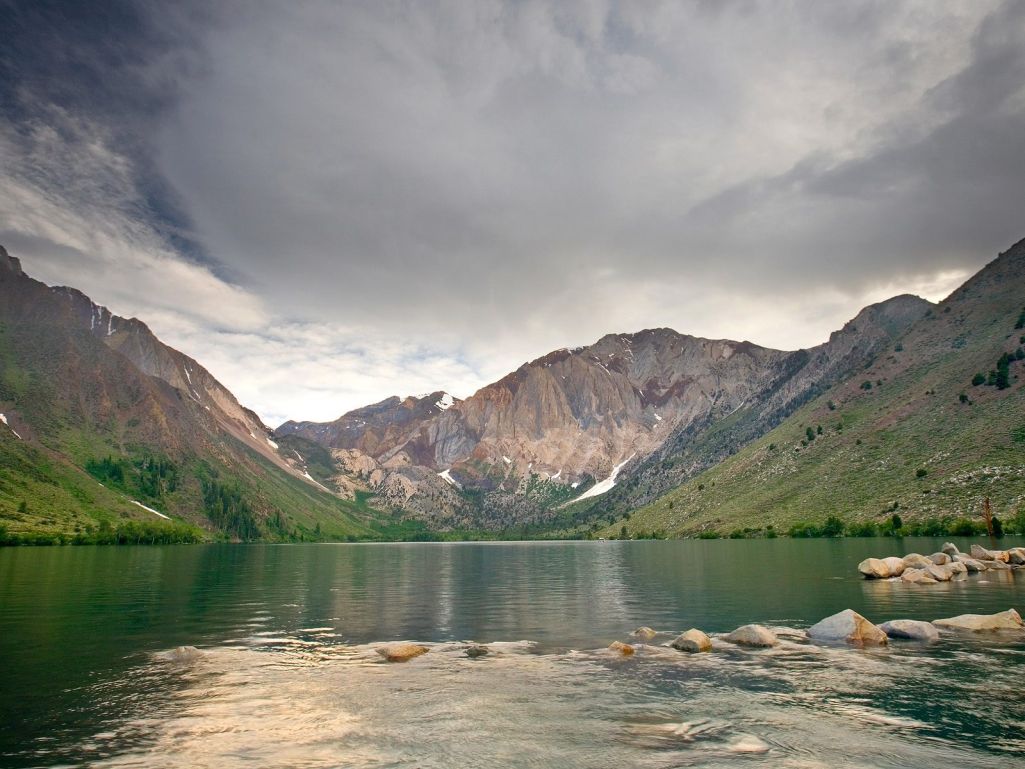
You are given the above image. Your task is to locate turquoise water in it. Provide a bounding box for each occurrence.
[1,538,1023,767]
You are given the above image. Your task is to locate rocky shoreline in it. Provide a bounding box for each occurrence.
[857,541,1025,583]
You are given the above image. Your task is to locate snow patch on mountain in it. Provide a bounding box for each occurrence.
[574,453,635,502]
[0,413,21,439]
[131,500,170,520]
[438,469,462,489]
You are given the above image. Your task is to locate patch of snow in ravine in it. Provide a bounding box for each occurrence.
[574,453,636,502]
[571,482,580,489]
[502,455,512,465]
[131,500,170,520]
[551,469,561,481]
[303,471,332,493]
[438,469,462,489]
[653,412,662,422]
[435,392,455,410]
[0,413,21,439]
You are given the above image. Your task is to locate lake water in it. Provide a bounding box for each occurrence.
[1,538,1023,768]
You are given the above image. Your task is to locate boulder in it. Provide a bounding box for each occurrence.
[878,619,940,642]
[609,641,635,656]
[933,609,1024,632]
[465,644,489,658]
[377,643,429,662]
[807,609,887,646]
[953,554,988,572]
[948,561,968,577]
[941,542,960,556]
[902,553,933,569]
[631,626,658,640]
[986,559,1012,571]
[929,552,951,565]
[1008,548,1025,565]
[857,558,891,579]
[901,568,937,584]
[726,624,779,647]
[971,544,997,561]
[671,629,712,653]
[881,556,905,576]
[924,563,954,582]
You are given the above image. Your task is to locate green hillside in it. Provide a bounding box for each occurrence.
[610,240,1025,538]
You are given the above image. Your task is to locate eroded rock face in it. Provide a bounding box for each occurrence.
[807,610,887,646]
[933,609,1024,632]
[879,620,939,642]
[671,629,712,653]
[726,625,778,647]
[376,643,429,662]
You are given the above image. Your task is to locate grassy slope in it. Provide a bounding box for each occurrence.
[612,243,1025,538]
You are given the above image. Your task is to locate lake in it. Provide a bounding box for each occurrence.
[1,538,1023,768]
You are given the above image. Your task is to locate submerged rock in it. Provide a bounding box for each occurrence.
[377,643,429,662]
[807,609,887,646]
[465,644,489,658]
[728,735,770,754]
[902,553,933,569]
[609,641,635,656]
[168,645,203,662]
[631,626,658,640]
[671,629,711,653]
[857,558,891,579]
[881,556,905,576]
[901,568,937,584]
[933,609,1024,632]
[726,624,778,647]
[879,619,939,642]
[941,542,960,556]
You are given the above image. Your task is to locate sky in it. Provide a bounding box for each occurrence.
[1,1,1024,427]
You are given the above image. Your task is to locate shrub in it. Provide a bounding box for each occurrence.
[971,372,986,386]
[948,518,980,537]
[916,468,928,478]
[821,515,845,537]
[805,426,816,442]
[861,380,873,390]
[846,521,878,537]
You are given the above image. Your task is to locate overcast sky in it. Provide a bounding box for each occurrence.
[2,1,1023,426]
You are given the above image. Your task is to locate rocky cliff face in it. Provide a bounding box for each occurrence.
[278,294,932,525]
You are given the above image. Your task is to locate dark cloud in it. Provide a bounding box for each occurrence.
[1,0,1022,421]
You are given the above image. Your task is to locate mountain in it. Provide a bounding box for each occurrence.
[0,246,382,542]
[613,237,1025,538]
[277,294,931,529]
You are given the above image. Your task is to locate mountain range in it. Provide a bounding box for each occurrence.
[2,238,1024,541]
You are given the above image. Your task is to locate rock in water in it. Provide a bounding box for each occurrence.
[881,556,905,576]
[878,620,939,642]
[631,626,658,640]
[941,542,960,556]
[726,624,778,647]
[901,568,937,584]
[1008,548,1025,565]
[728,735,770,754]
[465,644,489,658]
[857,558,890,579]
[168,645,203,662]
[377,643,429,662]
[807,609,887,646]
[970,544,997,561]
[924,563,954,582]
[902,553,933,569]
[608,641,635,656]
[952,554,988,572]
[933,609,1024,632]
[929,552,951,565]
[671,629,712,653]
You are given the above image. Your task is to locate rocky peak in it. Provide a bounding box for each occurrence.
[0,245,22,276]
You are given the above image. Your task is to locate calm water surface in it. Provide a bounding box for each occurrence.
[1,538,1023,768]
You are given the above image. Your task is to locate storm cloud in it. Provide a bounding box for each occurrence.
[2,0,1023,424]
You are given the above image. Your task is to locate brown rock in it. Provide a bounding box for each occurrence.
[376,643,429,662]
[609,641,635,656]
[807,609,888,646]
[671,629,712,653]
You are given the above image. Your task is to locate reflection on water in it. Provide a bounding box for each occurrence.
[0,539,1023,768]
